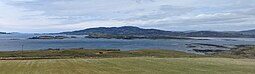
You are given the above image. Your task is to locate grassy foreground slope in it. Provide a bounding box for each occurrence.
[0,58,255,74]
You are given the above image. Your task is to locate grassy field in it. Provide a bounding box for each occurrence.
[0,58,255,74]
[0,49,203,59]
[1,47,255,74]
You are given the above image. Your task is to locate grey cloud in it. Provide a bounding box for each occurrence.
[1,0,255,32]
[135,0,155,4]
[143,11,255,31]
[127,5,193,21]
[240,8,255,16]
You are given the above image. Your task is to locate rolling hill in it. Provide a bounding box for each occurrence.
[185,31,250,37]
[240,29,255,35]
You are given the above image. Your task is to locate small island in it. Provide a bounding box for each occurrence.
[28,36,69,39]
[0,32,10,34]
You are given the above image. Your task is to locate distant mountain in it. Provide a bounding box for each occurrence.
[60,26,255,38]
[185,31,250,37]
[239,29,255,35]
[60,26,185,36]
[182,30,198,33]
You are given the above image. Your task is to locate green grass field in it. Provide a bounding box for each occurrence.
[1,48,255,74]
[0,58,255,74]
[0,49,203,59]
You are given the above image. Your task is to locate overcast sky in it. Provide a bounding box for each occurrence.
[0,0,255,33]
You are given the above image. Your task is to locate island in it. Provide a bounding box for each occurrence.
[28,36,69,39]
[0,32,10,34]
[86,33,193,40]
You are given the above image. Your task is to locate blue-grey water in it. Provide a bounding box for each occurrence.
[1,34,255,52]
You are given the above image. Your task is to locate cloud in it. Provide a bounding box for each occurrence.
[140,10,255,31]
[0,0,255,32]
[127,5,194,21]
[0,1,55,32]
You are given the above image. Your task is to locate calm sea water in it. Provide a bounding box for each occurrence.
[1,34,255,51]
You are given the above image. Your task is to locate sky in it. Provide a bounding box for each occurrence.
[0,0,255,33]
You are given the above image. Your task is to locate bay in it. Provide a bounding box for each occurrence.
[1,34,255,52]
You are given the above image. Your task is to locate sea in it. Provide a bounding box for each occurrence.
[1,34,255,52]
